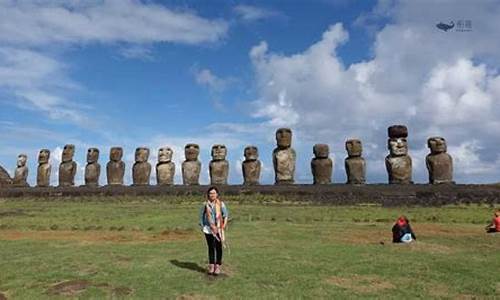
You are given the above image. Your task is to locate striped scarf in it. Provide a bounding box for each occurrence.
[205,199,224,235]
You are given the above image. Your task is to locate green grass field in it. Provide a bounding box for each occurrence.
[0,196,499,299]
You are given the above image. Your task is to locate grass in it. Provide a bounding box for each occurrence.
[0,196,499,299]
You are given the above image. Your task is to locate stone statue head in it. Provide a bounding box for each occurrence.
[276,128,292,149]
[62,144,75,162]
[387,125,408,156]
[346,139,362,157]
[135,147,150,163]
[38,149,50,164]
[87,148,99,163]
[428,136,447,154]
[388,138,408,156]
[110,147,123,162]
[17,154,27,167]
[211,144,227,161]
[158,147,173,163]
[185,144,200,161]
[313,144,329,159]
[244,146,259,161]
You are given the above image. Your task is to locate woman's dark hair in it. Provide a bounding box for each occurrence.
[206,186,219,198]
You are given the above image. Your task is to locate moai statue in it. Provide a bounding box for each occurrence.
[0,165,12,187]
[209,144,229,185]
[273,128,296,184]
[385,125,412,184]
[106,147,125,185]
[36,149,51,187]
[59,144,77,187]
[84,148,100,187]
[156,147,175,185]
[426,137,454,184]
[132,147,151,185]
[345,139,366,184]
[242,146,261,185]
[182,144,201,185]
[13,154,29,187]
[311,144,332,184]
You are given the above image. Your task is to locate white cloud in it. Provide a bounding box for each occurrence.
[0,0,229,128]
[234,5,280,22]
[0,0,228,46]
[194,68,228,93]
[118,45,154,60]
[0,47,94,127]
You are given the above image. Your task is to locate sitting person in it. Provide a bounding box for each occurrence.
[392,215,416,243]
[485,210,500,233]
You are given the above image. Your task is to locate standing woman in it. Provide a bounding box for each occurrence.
[200,186,228,275]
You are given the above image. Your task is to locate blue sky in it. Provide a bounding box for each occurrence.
[1,0,500,185]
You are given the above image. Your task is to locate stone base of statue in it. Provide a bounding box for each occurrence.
[385,155,412,184]
[156,162,175,185]
[311,158,332,184]
[273,148,296,185]
[210,160,229,185]
[242,160,261,185]
[182,161,201,185]
[345,157,366,184]
[59,161,77,187]
[426,153,454,184]
[132,162,151,185]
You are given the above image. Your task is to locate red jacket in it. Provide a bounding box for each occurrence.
[494,216,500,232]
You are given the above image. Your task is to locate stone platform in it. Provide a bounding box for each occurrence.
[1,184,500,206]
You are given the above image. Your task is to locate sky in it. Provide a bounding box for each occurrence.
[1,0,500,186]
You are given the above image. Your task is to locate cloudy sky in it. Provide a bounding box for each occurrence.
[1,0,500,185]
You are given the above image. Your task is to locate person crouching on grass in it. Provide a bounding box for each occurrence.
[199,186,228,275]
[392,215,416,243]
[485,210,500,233]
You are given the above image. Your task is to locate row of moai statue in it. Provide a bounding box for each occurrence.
[1,125,453,187]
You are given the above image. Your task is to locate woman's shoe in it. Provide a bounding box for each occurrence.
[207,264,215,275]
[213,264,221,275]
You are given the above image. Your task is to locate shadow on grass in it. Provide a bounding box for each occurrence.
[170,260,205,273]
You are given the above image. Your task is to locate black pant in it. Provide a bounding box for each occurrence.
[205,233,223,265]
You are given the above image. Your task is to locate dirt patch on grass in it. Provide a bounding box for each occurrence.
[0,292,7,300]
[332,223,479,250]
[47,280,133,297]
[112,286,133,296]
[0,229,197,244]
[426,283,451,298]
[0,209,31,217]
[176,293,215,300]
[47,280,90,296]
[415,224,480,237]
[326,275,395,294]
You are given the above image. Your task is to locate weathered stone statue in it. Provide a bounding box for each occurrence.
[182,143,201,185]
[0,165,12,187]
[385,125,412,184]
[59,144,77,187]
[273,128,296,184]
[13,154,29,187]
[156,147,175,185]
[242,146,261,185]
[311,144,332,184]
[426,136,454,184]
[84,148,100,187]
[345,139,366,184]
[106,147,125,185]
[36,149,51,187]
[209,144,229,185]
[132,147,151,185]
